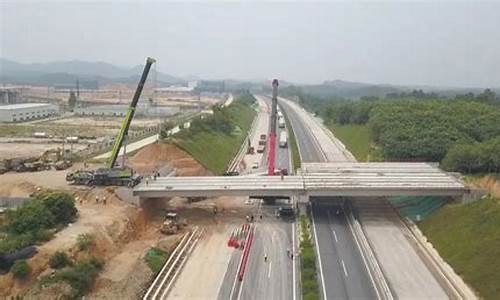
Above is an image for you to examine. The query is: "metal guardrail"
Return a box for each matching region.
[344,204,394,300]
[226,109,259,173]
[142,227,203,300]
[400,218,474,299]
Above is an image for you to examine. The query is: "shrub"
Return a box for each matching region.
[36,192,77,225]
[56,256,104,298]
[49,251,71,269]
[301,267,316,280]
[6,200,55,234]
[11,260,30,279]
[302,250,316,270]
[76,233,95,251]
[144,247,168,273]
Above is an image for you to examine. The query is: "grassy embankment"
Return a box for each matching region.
[144,247,169,273]
[420,196,500,299]
[283,111,301,171]
[171,93,257,174]
[328,124,382,162]
[300,215,320,300]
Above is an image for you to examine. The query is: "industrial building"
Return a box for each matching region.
[0,103,59,122]
[0,87,23,104]
[74,103,180,117]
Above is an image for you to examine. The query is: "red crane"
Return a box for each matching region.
[267,79,279,176]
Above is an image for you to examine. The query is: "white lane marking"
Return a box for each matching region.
[341,260,349,277]
[292,222,297,300]
[229,250,245,300]
[332,230,338,243]
[311,206,328,300]
[268,261,272,278]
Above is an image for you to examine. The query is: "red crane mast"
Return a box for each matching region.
[267,79,279,176]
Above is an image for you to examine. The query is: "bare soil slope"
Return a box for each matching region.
[129,143,211,176]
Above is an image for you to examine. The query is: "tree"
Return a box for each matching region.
[6,200,55,234]
[476,88,497,105]
[49,251,72,269]
[68,91,77,111]
[159,121,175,139]
[36,192,77,225]
[11,260,30,279]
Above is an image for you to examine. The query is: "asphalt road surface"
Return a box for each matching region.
[217,95,297,300]
[238,201,296,300]
[238,96,296,300]
[279,96,377,299]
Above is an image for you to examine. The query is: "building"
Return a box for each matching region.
[0,87,23,104]
[0,103,59,123]
[74,103,180,117]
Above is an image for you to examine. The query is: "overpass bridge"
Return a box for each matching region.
[133,162,467,198]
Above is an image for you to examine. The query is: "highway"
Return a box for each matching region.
[279,96,378,299]
[217,94,297,300]
[237,95,296,300]
[280,96,449,299]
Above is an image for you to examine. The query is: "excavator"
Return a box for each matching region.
[66,57,156,187]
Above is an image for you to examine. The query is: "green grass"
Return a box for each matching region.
[419,196,500,299]
[172,97,256,174]
[300,215,320,300]
[144,247,169,274]
[328,123,382,162]
[283,112,301,171]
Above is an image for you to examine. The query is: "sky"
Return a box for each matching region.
[1,1,500,87]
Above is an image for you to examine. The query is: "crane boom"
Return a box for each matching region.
[108,57,156,168]
[267,79,279,175]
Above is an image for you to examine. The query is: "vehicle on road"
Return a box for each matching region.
[277,206,295,218]
[279,131,288,148]
[223,171,239,176]
[257,144,266,153]
[252,161,260,169]
[278,117,285,128]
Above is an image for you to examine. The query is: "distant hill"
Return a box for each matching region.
[290,79,500,99]
[0,58,184,87]
[296,79,403,98]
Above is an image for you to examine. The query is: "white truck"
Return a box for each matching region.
[278,117,285,128]
[279,131,288,148]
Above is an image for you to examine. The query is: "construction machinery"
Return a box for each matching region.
[160,212,187,235]
[267,79,279,176]
[66,57,155,187]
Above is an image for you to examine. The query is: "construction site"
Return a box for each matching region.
[0,58,240,298]
[0,58,479,300]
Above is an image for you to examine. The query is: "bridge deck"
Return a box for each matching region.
[133,162,467,198]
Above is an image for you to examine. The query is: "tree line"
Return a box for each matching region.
[293,89,500,173]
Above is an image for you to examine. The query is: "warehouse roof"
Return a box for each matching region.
[0,103,54,110]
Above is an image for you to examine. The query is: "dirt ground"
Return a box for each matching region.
[468,175,500,197]
[46,116,163,128]
[0,142,87,160]
[0,141,250,299]
[128,143,212,176]
[0,162,96,197]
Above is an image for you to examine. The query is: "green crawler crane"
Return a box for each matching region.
[66,57,156,187]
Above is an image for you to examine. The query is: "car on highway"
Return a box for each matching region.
[251,161,260,169]
[223,171,239,176]
[277,206,295,218]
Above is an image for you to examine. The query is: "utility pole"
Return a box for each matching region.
[267,79,279,176]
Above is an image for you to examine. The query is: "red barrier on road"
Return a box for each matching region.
[238,225,255,281]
